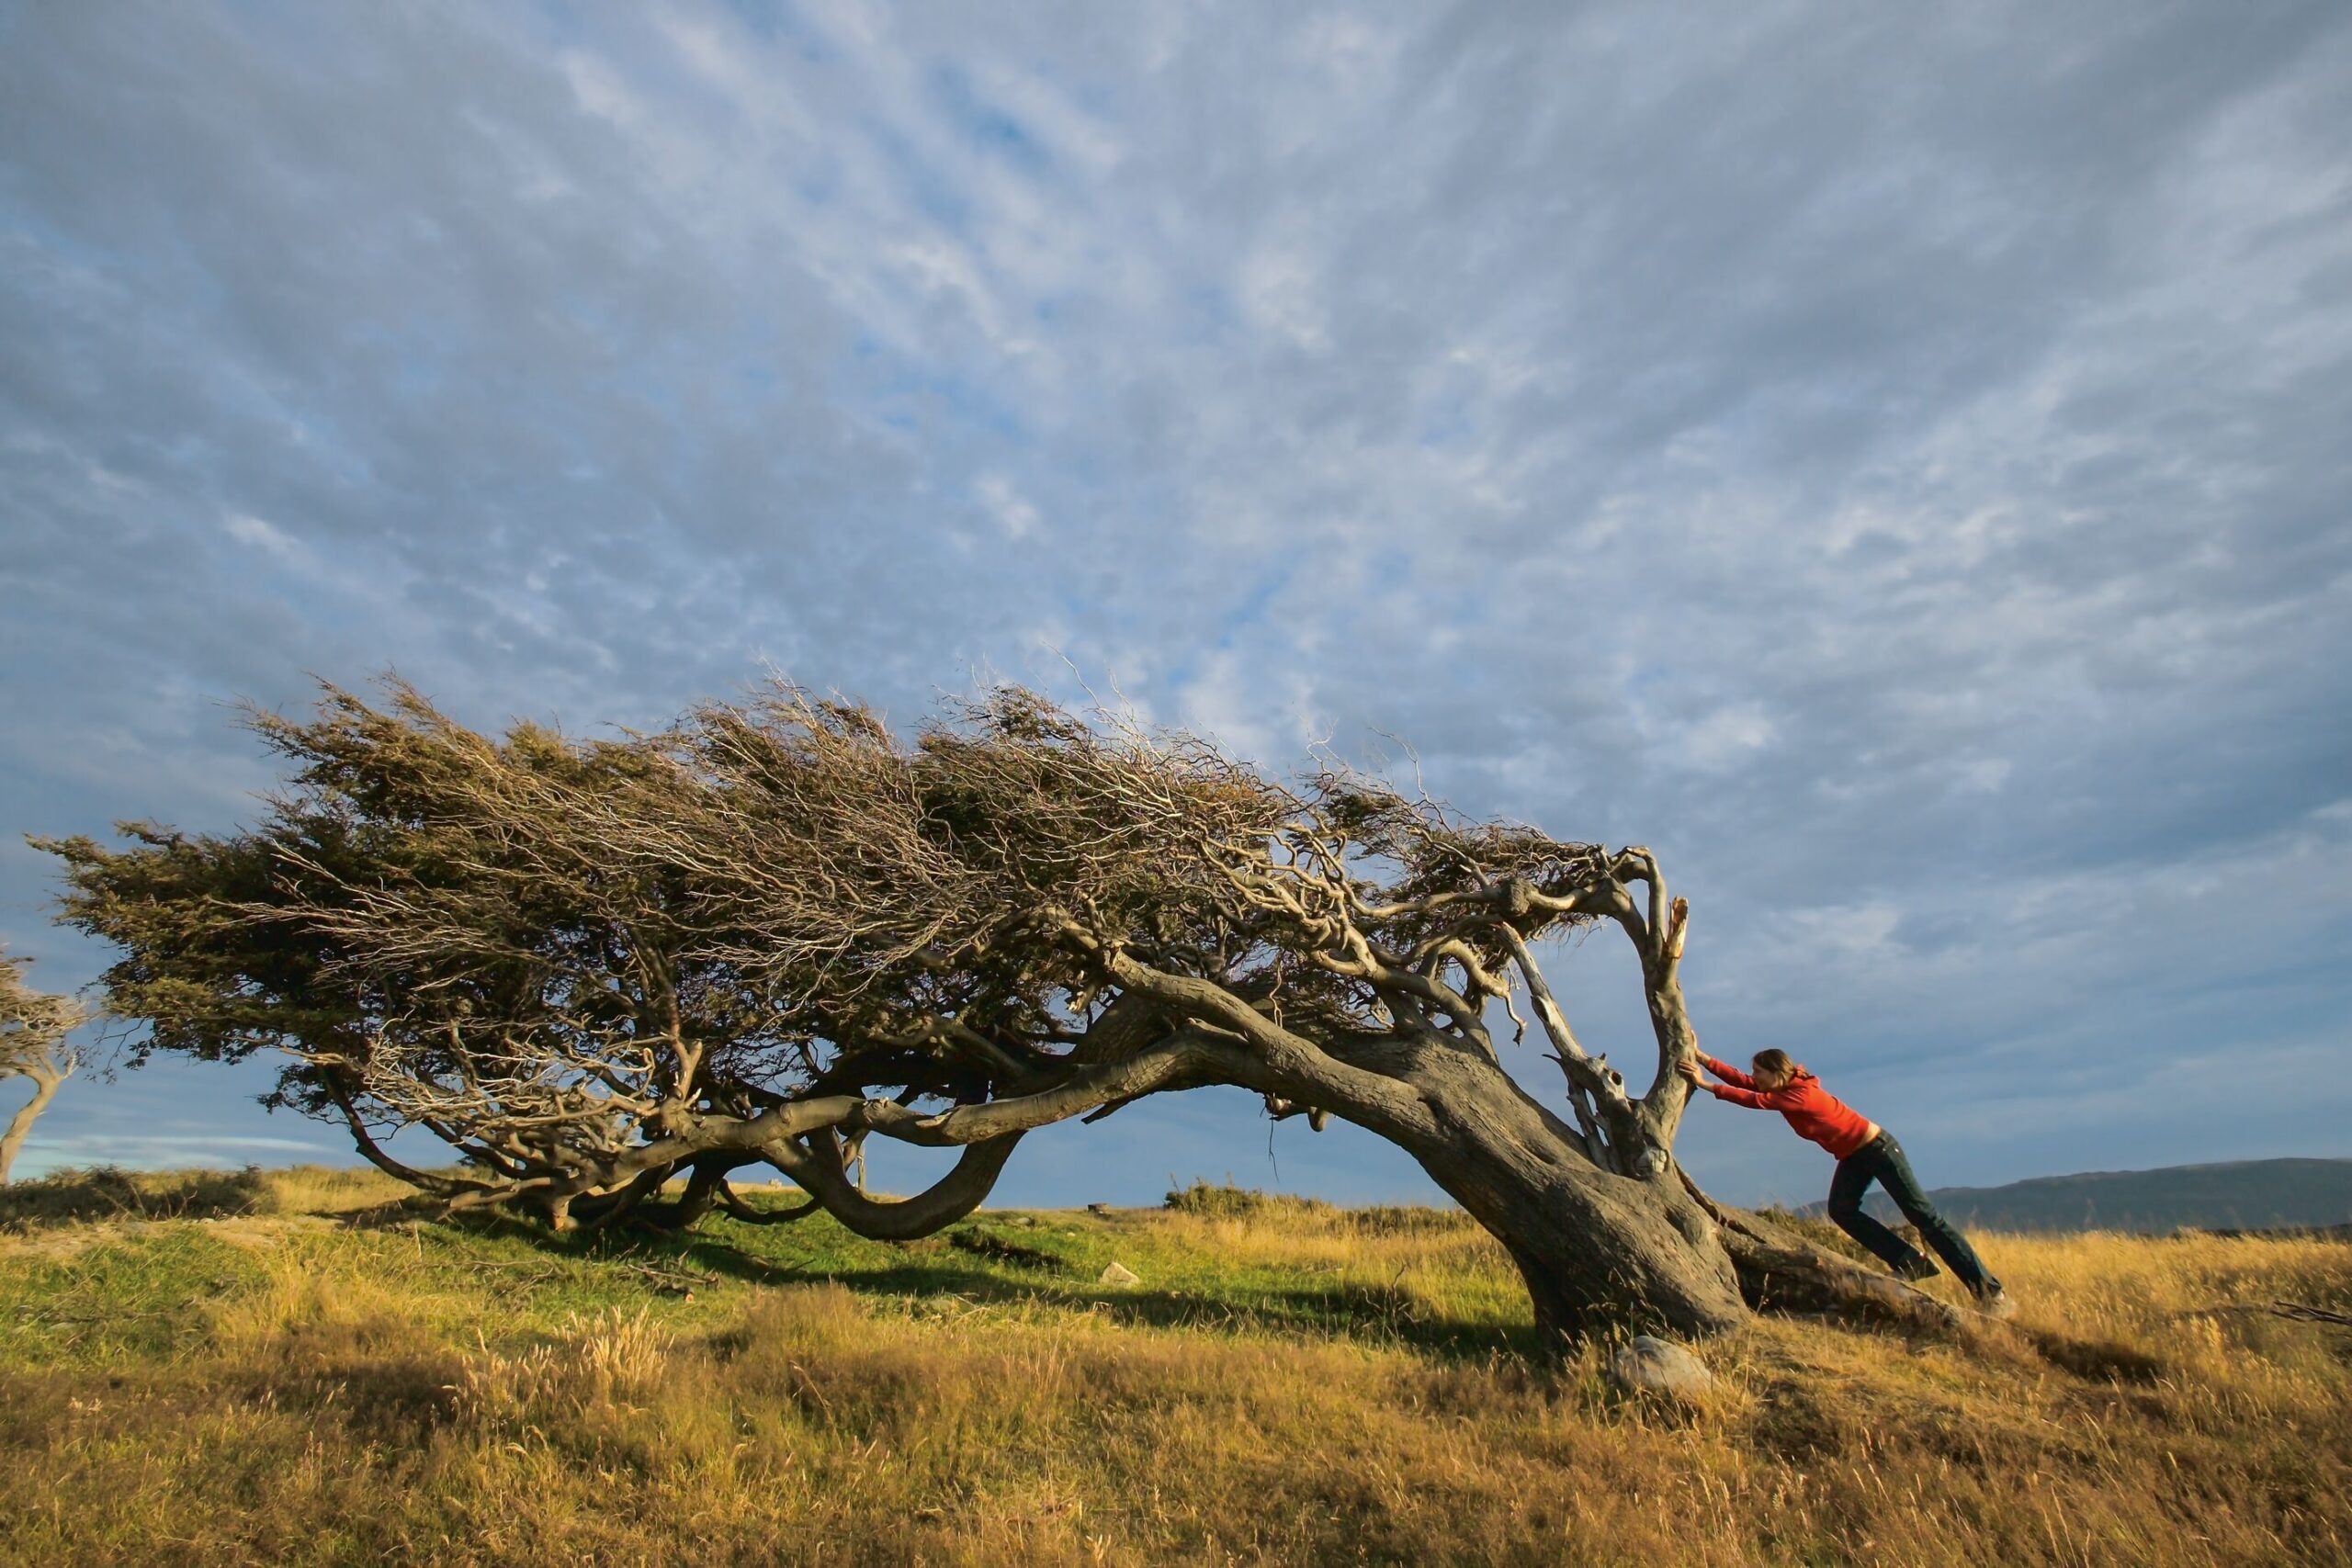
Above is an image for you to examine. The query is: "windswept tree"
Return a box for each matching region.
[1,952,85,1184]
[43,679,1948,1339]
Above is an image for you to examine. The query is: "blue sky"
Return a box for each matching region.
[3,0,2348,1208]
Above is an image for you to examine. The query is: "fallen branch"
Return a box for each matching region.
[597,1249,722,1295]
[1680,1169,1965,1336]
[2272,1300,2352,1325]
[2193,1300,2352,1327]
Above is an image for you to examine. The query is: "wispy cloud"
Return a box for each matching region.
[3,0,2347,1201]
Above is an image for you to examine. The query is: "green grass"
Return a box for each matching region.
[1,1166,2348,1564]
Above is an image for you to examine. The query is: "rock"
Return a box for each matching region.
[1098,1260,1140,1288]
[1086,1202,1112,1216]
[1607,1335,1712,1399]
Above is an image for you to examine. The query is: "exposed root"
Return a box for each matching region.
[1679,1170,1964,1336]
[1679,1172,2186,1388]
[1718,1221,1966,1335]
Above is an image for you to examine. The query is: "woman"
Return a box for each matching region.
[1676,1047,2016,1317]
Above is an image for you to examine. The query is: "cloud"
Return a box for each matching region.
[222,513,301,559]
[15,1133,344,1179]
[974,472,1041,540]
[2,0,2347,1201]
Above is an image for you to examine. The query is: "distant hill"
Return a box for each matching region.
[1804,1156,2352,1234]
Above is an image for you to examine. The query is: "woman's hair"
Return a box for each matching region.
[1750,1048,1796,1080]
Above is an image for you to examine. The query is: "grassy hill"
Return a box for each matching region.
[1,1167,2348,1565]
[1821,1156,2352,1234]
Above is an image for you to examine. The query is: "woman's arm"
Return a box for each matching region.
[1701,1055,1758,1089]
[1675,1055,1792,1110]
[1702,1082,1785,1110]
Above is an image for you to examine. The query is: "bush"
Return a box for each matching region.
[1163,1179,1337,1221]
[0,1164,277,1230]
[1348,1204,1473,1237]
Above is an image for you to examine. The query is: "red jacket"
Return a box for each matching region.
[1700,1055,1878,1159]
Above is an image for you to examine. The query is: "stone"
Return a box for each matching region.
[1098,1260,1140,1288]
[1607,1335,1713,1398]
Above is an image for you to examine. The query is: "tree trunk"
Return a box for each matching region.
[0,1062,72,1185]
[1454,1156,1747,1340]
[1385,1045,1749,1340]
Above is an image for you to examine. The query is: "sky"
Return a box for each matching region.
[3,0,2348,1209]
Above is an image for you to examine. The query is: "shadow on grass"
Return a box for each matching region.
[724,1257,1541,1360]
[2020,1326,2167,1383]
[0,1166,277,1230]
[418,1205,1540,1360]
[404,1205,835,1293]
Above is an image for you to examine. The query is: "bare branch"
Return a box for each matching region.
[0,951,87,1183]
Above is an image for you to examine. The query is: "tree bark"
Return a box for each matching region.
[1450,1156,1747,1339]
[1386,1043,1747,1339]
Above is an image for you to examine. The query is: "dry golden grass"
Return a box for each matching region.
[0,1168,2346,1565]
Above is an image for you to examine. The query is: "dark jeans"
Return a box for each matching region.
[1827,1132,1998,1294]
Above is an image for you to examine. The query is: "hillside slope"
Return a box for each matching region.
[0,1168,2347,1565]
[1818,1156,2352,1233]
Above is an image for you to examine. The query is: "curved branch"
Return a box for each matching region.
[440,1092,875,1218]
[322,1077,484,1199]
[717,1177,823,1224]
[1588,849,1702,1141]
[1082,942,1444,1146]
[763,1129,1022,1240]
[1493,924,1644,1172]
[854,1028,1244,1145]
[1607,847,1666,963]
[571,1160,682,1233]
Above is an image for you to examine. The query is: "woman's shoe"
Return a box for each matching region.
[1896,1254,1939,1282]
[1972,1285,2018,1320]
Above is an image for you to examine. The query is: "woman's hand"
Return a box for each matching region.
[1674,1056,1705,1087]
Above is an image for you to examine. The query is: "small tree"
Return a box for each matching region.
[1,952,85,1184]
[42,679,1952,1340]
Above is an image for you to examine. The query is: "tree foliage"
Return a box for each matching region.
[52,676,1941,1337]
[51,681,1658,1206]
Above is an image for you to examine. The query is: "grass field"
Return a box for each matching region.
[1,1167,2346,1566]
